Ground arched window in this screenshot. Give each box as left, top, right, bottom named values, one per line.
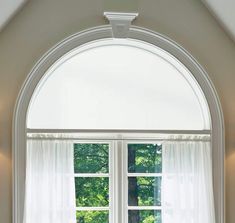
left=13, top=21, right=224, bottom=223
left=27, top=39, right=210, bottom=130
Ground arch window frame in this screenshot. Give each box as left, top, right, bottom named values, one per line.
left=13, top=25, right=225, bottom=223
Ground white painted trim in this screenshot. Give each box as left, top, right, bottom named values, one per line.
left=122, top=140, right=128, bottom=223
left=27, top=128, right=211, bottom=135
left=112, top=140, right=119, bottom=223
left=13, top=25, right=224, bottom=223
left=104, top=12, right=138, bottom=38
left=128, top=206, right=162, bottom=210
left=109, top=141, right=115, bottom=223
left=127, top=173, right=162, bottom=177
left=103, top=12, right=138, bottom=21
left=27, top=137, right=211, bottom=142
left=74, top=173, right=109, bottom=177
left=76, top=207, right=109, bottom=211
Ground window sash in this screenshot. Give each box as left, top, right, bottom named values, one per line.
left=73, top=140, right=115, bottom=223
left=73, top=139, right=163, bottom=223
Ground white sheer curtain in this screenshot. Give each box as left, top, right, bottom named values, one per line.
left=24, top=138, right=76, bottom=223
left=162, top=136, right=215, bottom=223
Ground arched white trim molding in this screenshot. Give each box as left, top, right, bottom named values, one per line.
left=13, top=25, right=225, bottom=223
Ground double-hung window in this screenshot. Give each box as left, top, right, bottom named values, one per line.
left=74, top=142, right=111, bottom=222
left=73, top=140, right=162, bottom=223
left=26, top=132, right=213, bottom=223
left=125, top=142, right=162, bottom=223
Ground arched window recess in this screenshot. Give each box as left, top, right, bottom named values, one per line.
left=13, top=12, right=224, bottom=223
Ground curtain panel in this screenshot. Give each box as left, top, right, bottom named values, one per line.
left=162, top=136, right=215, bottom=223
left=24, top=135, right=215, bottom=223
left=24, top=138, right=76, bottom=223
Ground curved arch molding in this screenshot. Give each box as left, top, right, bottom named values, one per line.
left=13, top=25, right=225, bottom=223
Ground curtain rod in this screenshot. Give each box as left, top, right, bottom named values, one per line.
left=27, top=128, right=211, bottom=135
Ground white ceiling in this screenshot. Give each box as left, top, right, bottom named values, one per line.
left=0, top=0, right=234, bottom=42
left=202, top=0, right=235, bottom=41
left=0, top=0, right=27, bottom=31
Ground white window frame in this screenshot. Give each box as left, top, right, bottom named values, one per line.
left=73, top=140, right=114, bottom=223
left=13, top=25, right=225, bottom=223
left=122, top=140, right=163, bottom=223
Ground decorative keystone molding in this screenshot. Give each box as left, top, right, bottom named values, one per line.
left=104, top=12, right=138, bottom=38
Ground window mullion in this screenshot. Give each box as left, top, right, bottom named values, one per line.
left=112, top=139, right=127, bottom=223
left=110, top=141, right=115, bottom=223
left=117, top=139, right=124, bottom=223
left=122, top=140, right=128, bottom=223
left=111, top=140, right=122, bottom=223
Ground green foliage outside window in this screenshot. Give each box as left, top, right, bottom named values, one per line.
left=74, top=143, right=109, bottom=173
left=74, top=143, right=162, bottom=223
left=76, top=211, right=108, bottom=223
left=75, top=177, right=109, bottom=207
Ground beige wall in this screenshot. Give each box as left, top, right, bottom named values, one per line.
left=0, top=0, right=235, bottom=222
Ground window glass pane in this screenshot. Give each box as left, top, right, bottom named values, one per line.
left=76, top=211, right=109, bottom=223
left=27, top=40, right=210, bottom=130
left=74, top=143, right=109, bottom=173
left=75, top=177, right=109, bottom=207
left=128, top=177, right=161, bottom=206
left=128, top=144, right=162, bottom=173
left=128, top=210, right=161, bottom=223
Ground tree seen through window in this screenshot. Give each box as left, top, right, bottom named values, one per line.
left=74, top=143, right=162, bottom=223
